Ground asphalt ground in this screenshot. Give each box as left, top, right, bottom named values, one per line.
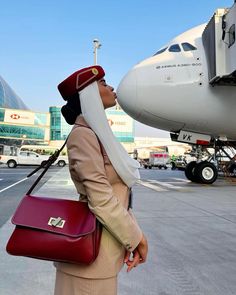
left=1, top=167, right=236, bottom=295
left=0, top=166, right=61, bottom=227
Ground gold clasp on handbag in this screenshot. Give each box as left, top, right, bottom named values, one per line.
left=48, top=217, right=65, bottom=228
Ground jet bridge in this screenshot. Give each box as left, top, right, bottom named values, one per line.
left=202, top=3, right=236, bottom=86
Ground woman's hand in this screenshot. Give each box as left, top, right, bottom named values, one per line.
left=124, top=250, right=141, bottom=272
left=136, top=233, right=148, bottom=263
left=123, top=233, right=148, bottom=272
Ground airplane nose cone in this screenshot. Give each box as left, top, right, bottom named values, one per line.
left=117, top=69, right=141, bottom=119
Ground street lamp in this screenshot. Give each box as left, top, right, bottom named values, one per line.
left=93, top=39, right=102, bottom=65
left=21, top=134, right=27, bottom=146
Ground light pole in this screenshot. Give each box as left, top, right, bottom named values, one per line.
left=93, top=39, right=102, bottom=65
left=21, top=134, right=27, bottom=146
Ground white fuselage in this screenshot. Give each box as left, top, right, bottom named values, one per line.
left=117, top=24, right=236, bottom=140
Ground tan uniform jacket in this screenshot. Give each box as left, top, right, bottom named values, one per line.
left=55, top=116, right=142, bottom=279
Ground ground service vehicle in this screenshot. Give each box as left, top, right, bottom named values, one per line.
left=144, top=151, right=170, bottom=169
left=171, top=155, right=188, bottom=170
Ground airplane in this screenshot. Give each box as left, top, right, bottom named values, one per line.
left=117, top=2, right=236, bottom=184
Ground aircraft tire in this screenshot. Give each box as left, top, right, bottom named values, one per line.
left=184, top=161, right=198, bottom=182
left=229, top=163, right=236, bottom=176
left=194, top=162, right=218, bottom=184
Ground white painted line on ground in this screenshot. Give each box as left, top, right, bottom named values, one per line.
left=147, top=179, right=183, bottom=189
left=138, top=180, right=168, bottom=192
left=167, top=181, right=188, bottom=184
left=0, top=177, right=28, bottom=193
left=0, top=172, right=30, bottom=174
left=172, top=178, right=190, bottom=183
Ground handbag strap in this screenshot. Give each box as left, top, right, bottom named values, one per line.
left=26, top=124, right=104, bottom=196
left=74, top=123, right=104, bottom=157
left=26, top=124, right=132, bottom=209
left=26, top=138, right=69, bottom=195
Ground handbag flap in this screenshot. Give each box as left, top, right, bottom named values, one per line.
left=11, top=195, right=96, bottom=237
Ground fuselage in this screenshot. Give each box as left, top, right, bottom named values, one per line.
left=117, top=24, right=236, bottom=140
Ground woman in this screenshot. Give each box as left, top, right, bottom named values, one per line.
left=55, top=65, right=148, bottom=295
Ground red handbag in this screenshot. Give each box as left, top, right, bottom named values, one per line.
left=6, top=137, right=102, bottom=265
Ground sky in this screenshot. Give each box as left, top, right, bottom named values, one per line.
left=0, top=0, right=233, bottom=137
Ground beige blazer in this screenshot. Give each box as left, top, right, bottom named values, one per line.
left=55, top=116, right=142, bottom=279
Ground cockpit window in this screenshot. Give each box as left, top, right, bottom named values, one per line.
left=154, top=47, right=167, bottom=56
left=181, top=42, right=197, bottom=51
left=168, top=44, right=181, bottom=52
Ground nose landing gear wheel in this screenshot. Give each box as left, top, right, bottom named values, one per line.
left=194, top=162, right=218, bottom=184
left=185, top=161, right=197, bottom=182
left=185, top=161, right=218, bottom=184
left=229, top=164, right=236, bottom=177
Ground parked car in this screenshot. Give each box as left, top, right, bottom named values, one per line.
left=0, top=151, right=68, bottom=168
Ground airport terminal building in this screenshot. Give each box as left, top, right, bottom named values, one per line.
left=0, top=76, right=135, bottom=155
left=49, top=105, right=135, bottom=150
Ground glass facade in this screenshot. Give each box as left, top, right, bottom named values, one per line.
left=106, top=108, right=134, bottom=143
left=49, top=106, right=134, bottom=143
left=49, top=107, right=71, bottom=140
left=0, top=76, right=28, bottom=110
left=34, top=113, right=48, bottom=125
left=0, top=124, right=45, bottom=139
left=0, top=76, right=51, bottom=150
left=0, top=108, right=50, bottom=147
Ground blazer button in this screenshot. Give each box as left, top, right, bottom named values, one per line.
left=126, top=244, right=132, bottom=251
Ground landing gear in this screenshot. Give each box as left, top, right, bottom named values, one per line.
left=185, top=161, right=218, bottom=184
left=194, top=162, right=218, bottom=184
left=229, top=163, right=236, bottom=176
left=171, top=131, right=236, bottom=184
left=185, top=161, right=197, bottom=182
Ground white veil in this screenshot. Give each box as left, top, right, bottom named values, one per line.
left=79, top=82, right=140, bottom=188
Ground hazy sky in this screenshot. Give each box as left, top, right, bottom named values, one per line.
left=0, top=0, right=233, bottom=137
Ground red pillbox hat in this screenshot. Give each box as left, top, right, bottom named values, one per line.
left=58, top=65, right=105, bottom=100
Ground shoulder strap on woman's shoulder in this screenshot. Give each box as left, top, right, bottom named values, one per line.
left=73, top=123, right=104, bottom=159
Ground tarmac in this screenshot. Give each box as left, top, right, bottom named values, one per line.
left=1, top=167, right=236, bottom=295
